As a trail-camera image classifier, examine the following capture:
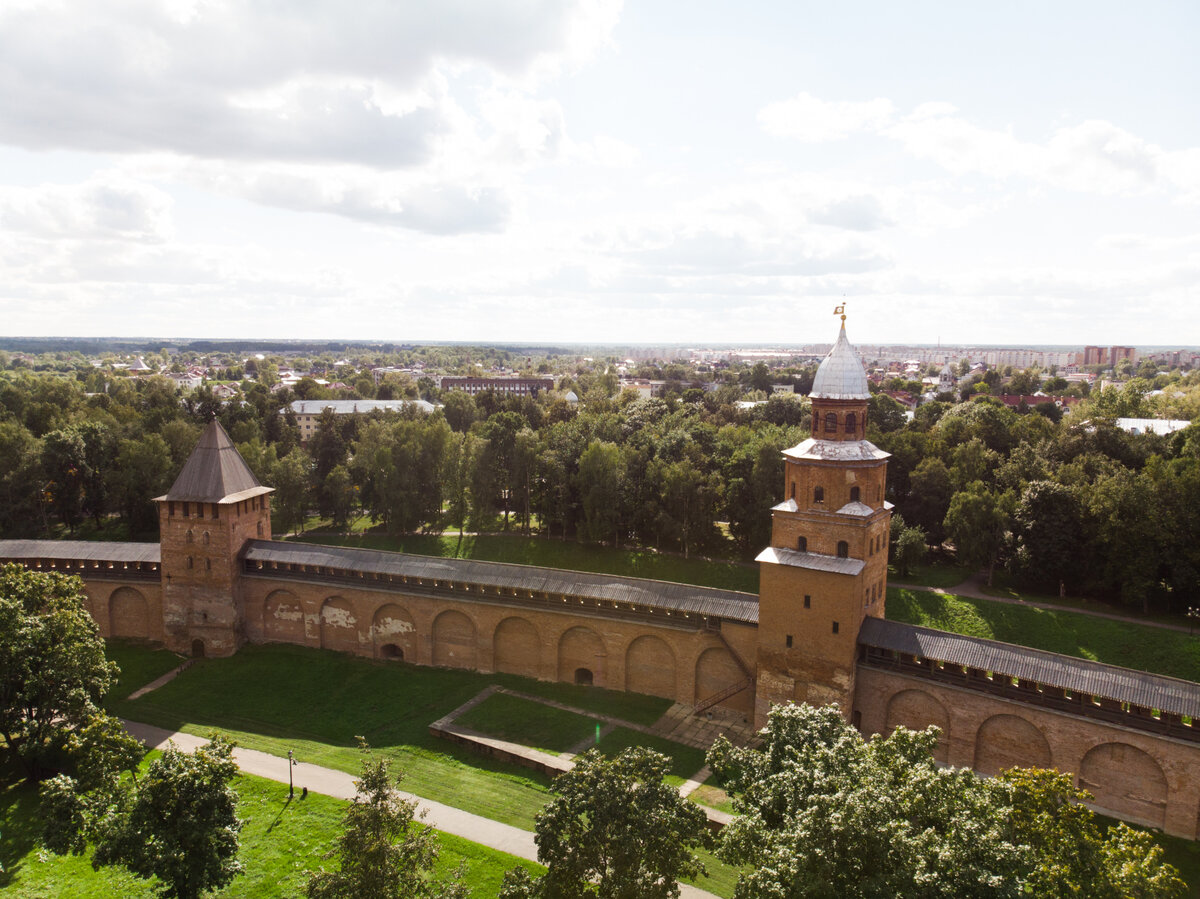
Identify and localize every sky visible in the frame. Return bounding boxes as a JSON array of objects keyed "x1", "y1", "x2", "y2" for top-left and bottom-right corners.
[{"x1": 0, "y1": 1, "x2": 1197, "y2": 347}]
